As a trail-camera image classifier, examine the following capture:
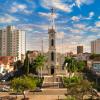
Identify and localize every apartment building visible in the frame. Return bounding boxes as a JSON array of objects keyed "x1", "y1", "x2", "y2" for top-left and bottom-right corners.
[
  {"x1": 91, "y1": 39, "x2": 100, "y2": 54},
  {"x1": 77, "y1": 46, "x2": 83, "y2": 54},
  {"x1": 0, "y1": 26, "x2": 26, "y2": 60}
]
